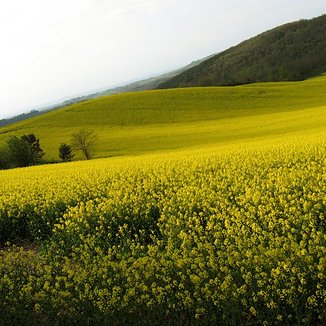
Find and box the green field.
[1,76,326,160]
[0,77,325,324]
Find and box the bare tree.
[71,129,97,160]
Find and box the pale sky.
[0,0,325,119]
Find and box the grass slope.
[0,76,326,161]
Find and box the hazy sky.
[0,0,325,119]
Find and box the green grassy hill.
[0,76,326,161]
[158,15,326,88]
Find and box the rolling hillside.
[0,76,325,161]
[158,14,326,88]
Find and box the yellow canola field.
[0,133,325,324]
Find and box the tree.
[0,147,9,169]
[59,143,74,162]
[21,134,44,163]
[6,134,44,167]
[7,136,33,167]
[71,129,97,160]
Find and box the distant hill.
[0,110,41,127]
[158,15,326,88]
[98,54,215,96]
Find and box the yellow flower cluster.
[0,136,325,324]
